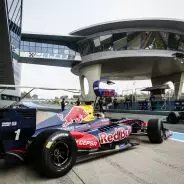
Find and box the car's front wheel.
[28,129,77,178]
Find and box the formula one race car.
[0,80,172,178]
[0,107,171,178]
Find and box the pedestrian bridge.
[17,33,84,67]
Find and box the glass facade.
[20,41,77,60]
[78,31,184,56]
[5,0,23,98]
[6,0,23,56]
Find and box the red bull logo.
[99,127,132,144]
[63,106,88,127]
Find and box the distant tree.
[60,95,68,99]
[73,95,80,99]
[55,97,59,100]
[21,91,31,98]
[32,94,38,99]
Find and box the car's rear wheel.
[147,119,164,143]
[28,129,77,178]
[167,112,179,124]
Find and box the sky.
[21,0,184,98]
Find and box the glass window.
[23,41,29,46]
[168,33,181,50]
[64,49,69,55]
[14,9,21,25]
[53,44,59,49]
[93,38,100,47]
[16,18,21,27]
[36,42,42,47]
[141,32,152,49]
[58,49,64,54]
[11,0,21,23]
[20,45,24,51]
[23,45,29,52]
[113,33,127,51]
[12,3,21,23]
[178,36,184,52]
[7,0,14,12]
[10,30,14,37]
[36,47,42,53]
[29,46,36,52]
[30,42,36,47]
[48,48,53,54]
[53,48,58,54]
[59,45,64,49]
[8,0,19,20]
[77,31,184,55]
[1,95,7,100]
[141,32,166,49]
[127,32,141,49]
[100,34,113,51]
[153,32,166,49]
[42,43,48,47]
[42,47,47,53]
[47,44,53,48]
[159,32,169,46]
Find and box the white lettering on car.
[76,140,98,147]
[99,127,131,144]
[51,133,69,141]
[2,121,17,127]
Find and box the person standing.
[113,97,118,109]
[98,97,104,113]
[149,93,155,111]
[61,98,65,111]
[76,98,80,106]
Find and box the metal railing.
[109,81,184,111]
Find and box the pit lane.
[0,112,183,184]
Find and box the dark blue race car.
[0,80,172,178]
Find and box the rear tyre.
[28,129,77,178]
[167,112,179,124]
[147,119,164,143]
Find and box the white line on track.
[169,138,184,143]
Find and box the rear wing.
[0,109,36,140]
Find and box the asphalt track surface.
[0,112,183,184]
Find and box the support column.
[151,73,184,99]
[0,0,14,84]
[79,64,101,101]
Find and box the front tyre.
[147,119,164,143]
[28,129,77,178]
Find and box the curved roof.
[70,18,184,36]
[22,33,84,44]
